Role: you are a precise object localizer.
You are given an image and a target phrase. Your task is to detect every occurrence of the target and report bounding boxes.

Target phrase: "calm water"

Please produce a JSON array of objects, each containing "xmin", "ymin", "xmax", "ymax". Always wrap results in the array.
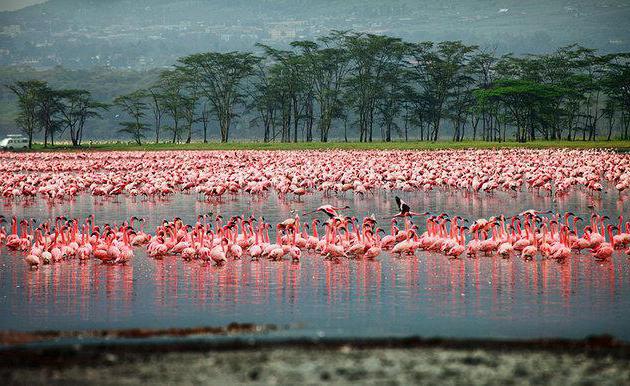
[{"xmin": 1, "ymin": 189, "xmax": 629, "ymax": 340}]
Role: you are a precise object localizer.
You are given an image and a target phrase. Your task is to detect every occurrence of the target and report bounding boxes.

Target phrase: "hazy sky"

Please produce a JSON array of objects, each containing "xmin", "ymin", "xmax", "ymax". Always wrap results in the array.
[{"xmin": 0, "ymin": 0, "xmax": 46, "ymax": 12}]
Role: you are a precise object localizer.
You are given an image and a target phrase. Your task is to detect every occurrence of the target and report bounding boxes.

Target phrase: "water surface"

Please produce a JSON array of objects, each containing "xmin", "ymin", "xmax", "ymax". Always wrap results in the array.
[{"xmin": 1, "ymin": 189, "xmax": 629, "ymax": 340}]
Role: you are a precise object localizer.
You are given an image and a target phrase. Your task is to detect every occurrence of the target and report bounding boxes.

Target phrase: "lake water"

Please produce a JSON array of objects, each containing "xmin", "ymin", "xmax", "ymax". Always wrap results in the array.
[{"xmin": 1, "ymin": 188, "xmax": 629, "ymax": 340}]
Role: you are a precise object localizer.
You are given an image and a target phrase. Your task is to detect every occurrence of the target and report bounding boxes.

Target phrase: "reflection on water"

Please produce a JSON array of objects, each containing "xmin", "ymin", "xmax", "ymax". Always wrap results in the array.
[{"xmin": 0, "ymin": 188, "xmax": 629, "ymax": 340}]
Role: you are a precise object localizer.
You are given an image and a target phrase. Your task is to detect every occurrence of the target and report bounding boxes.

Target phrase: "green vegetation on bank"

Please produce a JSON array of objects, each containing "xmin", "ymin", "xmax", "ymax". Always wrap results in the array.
[
  {"xmin": 27, "ymin": 140, "xmax": 630, "ymax": 152},
  {"xmin": 5, "ymin": 31, "xmax": 630, "ymax": 149}
]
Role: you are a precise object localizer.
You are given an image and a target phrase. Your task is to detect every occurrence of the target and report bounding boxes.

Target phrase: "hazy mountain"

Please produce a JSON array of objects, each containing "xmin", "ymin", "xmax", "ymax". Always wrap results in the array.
[
  {"xmin": 0, "ymin": 0, "xmax": 629, "ymax": 69},
  {"xmin": 0, "ymin": 1, "xmax": 45, "ymax": 12}
]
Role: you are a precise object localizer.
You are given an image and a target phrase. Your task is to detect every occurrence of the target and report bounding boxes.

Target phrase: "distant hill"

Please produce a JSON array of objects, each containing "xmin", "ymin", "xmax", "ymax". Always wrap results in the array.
[{"xmin": 0, "ymin": 0, "xmax": 629, "ymax": 69}]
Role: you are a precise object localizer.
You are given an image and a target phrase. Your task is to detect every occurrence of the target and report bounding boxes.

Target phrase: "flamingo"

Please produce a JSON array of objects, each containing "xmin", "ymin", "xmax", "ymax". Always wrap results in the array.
[
  {"xmin": 210, "ymin": 238, "xmax": 228, "ymax": 265},
  {"xmin": 592, "ymin": 225, "xmax": 615, "ymax": 260},
  {"xmin": 391, "ymin": 196, "xmax": 426, "ymax": 218},
  {"xmin": 303, "ymin": 204, "xmax": 350, "ymax": 219}
]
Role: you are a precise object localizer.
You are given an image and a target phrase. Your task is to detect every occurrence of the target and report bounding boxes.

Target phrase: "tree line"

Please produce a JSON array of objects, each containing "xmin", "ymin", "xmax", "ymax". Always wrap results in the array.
[{"xmin": 6, "ymin": 31, "xmax": 630, "ymax": 147}]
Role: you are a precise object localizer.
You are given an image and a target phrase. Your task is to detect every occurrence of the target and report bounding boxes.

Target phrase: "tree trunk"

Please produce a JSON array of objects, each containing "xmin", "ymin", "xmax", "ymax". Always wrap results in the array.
[
  {"xmin": 222, "ymin": 116, "xmax": 230, "ymax": 143},
  {"xmin": 306, "ymin": 98, "xmax": 313, "ymax": 142},
  {"xmin": 292, "ymin": 98, "xmax": 298, "ymax": 143},
  {"xmin": 155, "ymin": 117, "xmax": 161, "ymax": 144}
]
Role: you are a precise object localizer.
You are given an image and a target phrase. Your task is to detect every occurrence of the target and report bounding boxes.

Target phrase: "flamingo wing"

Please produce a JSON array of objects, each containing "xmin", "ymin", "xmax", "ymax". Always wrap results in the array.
[{"xmin": 395, "ymin": 196, "xmax": 410, "ymax": 214}]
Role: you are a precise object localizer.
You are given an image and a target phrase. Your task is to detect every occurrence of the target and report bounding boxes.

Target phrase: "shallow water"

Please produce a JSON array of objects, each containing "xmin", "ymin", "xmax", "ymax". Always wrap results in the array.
[{"xmin": 1, "ymin": 188, "xmax": 629, "ymax": 340}]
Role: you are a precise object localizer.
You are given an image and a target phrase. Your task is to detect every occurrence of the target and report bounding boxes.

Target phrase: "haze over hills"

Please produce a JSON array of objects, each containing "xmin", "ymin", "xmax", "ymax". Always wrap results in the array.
[
  {"xmin": 0, "ymin": 1, "xmax": 45, "ymax": 12},
  {"xmin": 0, "ymin": 0, "xmax": 629, "ymax": 69}
]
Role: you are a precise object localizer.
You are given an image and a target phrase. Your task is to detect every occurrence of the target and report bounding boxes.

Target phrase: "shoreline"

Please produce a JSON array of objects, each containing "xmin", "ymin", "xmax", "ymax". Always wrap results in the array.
[
  {"xmin": 3, "ymin": 335, "xmax": 630, "ymax": 385},
  {"xmin": 3, "ymin": 334, "xmax": 629, "ymax": 362},
  {"xmin": 11, "ymin": 139, "xmax": 630, "ymax": 152}
]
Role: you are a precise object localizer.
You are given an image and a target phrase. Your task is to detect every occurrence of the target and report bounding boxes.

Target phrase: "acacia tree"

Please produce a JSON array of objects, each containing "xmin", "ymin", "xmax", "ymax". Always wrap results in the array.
[
  {"xmin": 250, "ymin": 61, "xmax": 279, "ymax": 143},
  {"xmin": 252, "ymin": 49, "xmax": 297, "ymax": 143},
  {"xmin": 159, "ymin": 68, "xmax": 200, "ymax": 144},
  {"xmin": 158, "ymin": 69, "xmax": 189, "ymax": 143},
  {"xmin": 341, "ymin": 33, "xmax": 407, "ymax": 142},
  {"xmin": 145, "ymin": 85, "xmax": 166, "ymax": 144},
  {"xmin": 408, "ymin": 41, "xmax": 478, "ymax": 141},
  {"xmin": 178, "ymin": 52, "xmax": 260, "ymax": 142},
  {"xmin": 378, "ymin": 42, "xmax": 409, "ymax": 142},
  {"xmin": 468, "ymin": 51, "xmax": 499, "ymax": 141},
  {"xmin": 309, "ymin": 32, "xmax": 353, "ymax": 142},
  {"xmin": 257, "ymin": 44, "xmax": 312, "ymax": 143},
  {"xmin": 603, "ymin": 58, "xmax": 630, "ymax": 139},
  {"xmin": 58, "ymin": 89, "xmax": 108, "ymax": 146},
  {"xmin": 35, "ymin": 84, "xmax": 63, "ymax": 147},
  {"xmin": 6, "ymin": 80, "xmax": 45, "ymax": 148},
  {"xmin": 114, "ymin": 91, "xmax": 149, "ymax": 145},
  {"xmin": 290, "ymin": 41, "xmax": 319, "ymax": 142},
  {"xmin": 475, "ymin": 79, "xmax": 566, "ymax": 142},
  {"xmin": 312, "ymin": 46, "xmax": 351, "ymax": 142}
]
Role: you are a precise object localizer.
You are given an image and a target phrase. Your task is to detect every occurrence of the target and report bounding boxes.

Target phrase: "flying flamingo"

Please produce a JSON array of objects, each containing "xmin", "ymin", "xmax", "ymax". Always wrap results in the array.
[
  {"xmin": 303, "ymin": 204, "xmax": 350, "ymax": 219},
  {"xmin": 391, "ymin": 197, "xmax": 426, "ymax": 218}
]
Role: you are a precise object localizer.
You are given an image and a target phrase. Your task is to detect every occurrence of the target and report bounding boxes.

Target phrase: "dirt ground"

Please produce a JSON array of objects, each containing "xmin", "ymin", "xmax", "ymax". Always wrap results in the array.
[{"xmin": 4, "ymin": 344, "xmax": 630, "ymax": 385}]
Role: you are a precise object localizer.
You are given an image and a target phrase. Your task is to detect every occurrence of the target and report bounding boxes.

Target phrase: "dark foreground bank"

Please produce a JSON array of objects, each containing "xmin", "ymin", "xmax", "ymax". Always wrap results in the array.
[{"xmin": 3, "ymin": 336, "xmax": 630, "ymax": 385}]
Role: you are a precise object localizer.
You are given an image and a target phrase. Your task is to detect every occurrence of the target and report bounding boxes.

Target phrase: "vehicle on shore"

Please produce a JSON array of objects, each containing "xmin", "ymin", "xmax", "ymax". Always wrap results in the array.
[{"xmin": 0, "ymin": 134, "xmax": 28, "ymax": 150}]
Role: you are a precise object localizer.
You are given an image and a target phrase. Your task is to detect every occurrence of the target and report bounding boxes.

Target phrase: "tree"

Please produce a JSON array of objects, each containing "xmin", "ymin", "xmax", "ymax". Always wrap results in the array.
[
  {"xmin": 309, "ymin": 31, "xmax": 353, "ymax": 142},
  {"xmin": 178, "ymin": 52, "xmax": 260, "ymax": 142},
  {"xmin": 35, "ymin": 84, "xmax": 63, "ymax": 147},
  {"xmin": 312, "ymin": 46, "xmax": 351, "ymax": 141},
  {"xmin": 58, "ymin": 89, "xmax": 108, "ymax": 146},
  {"xmin": 475, "ymin": 79, "xmax": 567, "ymax": 142},
  {"xmin": 5, "ymin": 80, "xmax": 44, "ymax": 148},
  {"xmin": 377, "ymin": 42, "xmax": 408, "ymax": 142},
  {"xmin": 250, "ymin": 61, "xmax": 279, "ymax": 143},
  {"xmin": 181, "ymin": 93, "xmax": 199, "ymax": 144},
  {"xmin": 257, "ymin": 44, "xmax": 311, "ymax": 143},
  {"xmin": 199, "ymin": 101, "xmax": 211, "ymax": 143},
  {"xmin": 114, "ymin": 91, "xmax": 149, "ymax": 145},
  {"xmin": 342, "ymin": 32, "xmax": 407, "ymax": 142},
  {"xmin": 602, "ymin": 99, "xmax": 617, "ymax": 141},
  {"xmin": 469, "ymin": 50, "xmax": 499, "ymax": 141},
  {"xmin": 602, "ymin": 58, "xmax": 630, "ymax": 140},
  {"xmin": 408, "ymin": 41, "xmax": 478, "ymax": 141},
  {"xmin": 146, "ymin": 85, "xmax": 166, "ymax": 144},
  {"xmin": 158, "ymin": 69, "xmax": 190, "ymax": 144},
  {"xmin": 10, "ymin": 31, "xmax": 629, "ymax": 144}
]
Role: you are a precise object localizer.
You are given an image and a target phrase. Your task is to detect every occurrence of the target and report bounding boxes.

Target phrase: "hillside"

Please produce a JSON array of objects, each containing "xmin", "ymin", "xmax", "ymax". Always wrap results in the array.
[{"xmin": 0, "ymin": 0, "xmax": 628, "ymax": 69}]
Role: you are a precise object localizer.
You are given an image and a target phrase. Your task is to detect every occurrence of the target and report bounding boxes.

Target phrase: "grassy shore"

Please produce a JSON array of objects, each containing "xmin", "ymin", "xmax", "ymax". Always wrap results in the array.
[{"xmin": 26, "ymin": 139, "xmax": 630, "ymax": 152}]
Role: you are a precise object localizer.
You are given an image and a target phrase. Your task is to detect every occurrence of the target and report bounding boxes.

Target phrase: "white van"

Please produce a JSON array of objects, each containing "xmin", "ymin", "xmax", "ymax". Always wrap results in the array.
[{"xmin": 0, "ymin": 135, "xmax": 29, "ymax": 150}]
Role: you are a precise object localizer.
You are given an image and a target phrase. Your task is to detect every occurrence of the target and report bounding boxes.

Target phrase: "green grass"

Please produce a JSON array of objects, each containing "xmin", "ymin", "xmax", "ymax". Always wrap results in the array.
[{"xmin": 27, "ymin": 140, "xmax": 630, "ymax": 152}]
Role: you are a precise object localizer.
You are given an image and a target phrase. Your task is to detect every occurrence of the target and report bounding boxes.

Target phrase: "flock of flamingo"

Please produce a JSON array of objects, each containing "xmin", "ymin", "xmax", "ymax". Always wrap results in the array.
[
  {"xmin": 0, "ymin": 149, "xmax": 628, "ymax": 201},
  {"xmin": 1, "ymin": 199, "xmax": 629, "ymax": 269},
  {"xmin": 0, "ymin": 149, "xmax": 628, "ymax": 270}
]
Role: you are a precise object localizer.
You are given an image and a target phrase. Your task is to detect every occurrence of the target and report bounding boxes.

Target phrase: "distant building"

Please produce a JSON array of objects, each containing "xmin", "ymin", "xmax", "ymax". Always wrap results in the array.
[
  {"xmin": 267, "ymin": 21, "xmax": 305, "ymax": 40},
  {"xmin": 0, "ymin": 25, "xmax": 21, "ymax": 37}
]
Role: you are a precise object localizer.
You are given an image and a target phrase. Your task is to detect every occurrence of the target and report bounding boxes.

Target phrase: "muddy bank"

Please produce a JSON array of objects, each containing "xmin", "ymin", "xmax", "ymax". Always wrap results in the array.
[
  {"xmin": 3, "ymin": 336, "xmax": 630, "ymax": 385},
  {"xmin": 4, "ymin": 345, "xmax": 630, "ymax": 385}
]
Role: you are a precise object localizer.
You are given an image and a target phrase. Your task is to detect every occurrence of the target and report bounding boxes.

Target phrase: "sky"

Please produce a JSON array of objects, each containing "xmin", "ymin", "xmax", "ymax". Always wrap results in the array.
[{"xmin": 0, "ymin": 0, "xmax": 45, "ymax": 11}]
